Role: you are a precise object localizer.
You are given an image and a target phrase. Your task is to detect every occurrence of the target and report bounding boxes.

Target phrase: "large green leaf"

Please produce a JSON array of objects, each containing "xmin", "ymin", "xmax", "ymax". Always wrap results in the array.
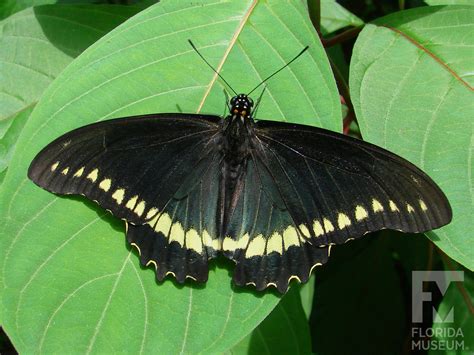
[
  {"xmin": 0, "ymin": 4, "xmax": 141, "ymax": 120},
  {"xmin": 350, "ymin": 6, "xmax": 474, "ymax": 270},
  {"xmin": 0, "ymin": 0, "xmax": 340, "ymax": 353},
  {"xmin": 0, "ymin": 5, "xmax": 140, "ymax": 196}
]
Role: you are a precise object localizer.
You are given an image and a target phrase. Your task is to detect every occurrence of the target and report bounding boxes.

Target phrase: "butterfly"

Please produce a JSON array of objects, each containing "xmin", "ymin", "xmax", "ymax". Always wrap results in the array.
[{"xmin": 28, "ymin": 44, "xmax": 452, "ymax": 293}]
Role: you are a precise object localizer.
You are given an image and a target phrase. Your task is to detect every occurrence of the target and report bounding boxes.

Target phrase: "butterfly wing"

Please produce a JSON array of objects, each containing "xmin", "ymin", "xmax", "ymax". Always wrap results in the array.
[
  {"xmin": 221, "ymin": 119, "xmax": 451, "ymax": 292},
  {"xmin": 221, "ymin": 153, "xmax": 330, "ymax": 293},
  {"xmin": 125, "ymin": 149, "xmax": 223, "ymax": 283},
  {"xmin": 28, "ymin": 113, "xmax": 223, "ymax": 282},
  {"xmin": 252, "ymin": 120, "xmax": 452, "ymax": 246}
]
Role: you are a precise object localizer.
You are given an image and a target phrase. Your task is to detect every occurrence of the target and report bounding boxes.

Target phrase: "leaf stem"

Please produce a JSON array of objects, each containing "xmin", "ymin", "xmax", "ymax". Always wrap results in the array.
[
  {"xmin": 327, "ymin": 55, "xmax": 357, "ymax": 135},
  {"xmin": 322, "ymin": 26, "xmax": 362, "ymax": 48},
  {"xmin": 399, "ymin": 0, "xmax": 405, "ymax": 10},
  {"xmin": 307, "ymin": 0, "xmax": 321, "ymax": 37}
]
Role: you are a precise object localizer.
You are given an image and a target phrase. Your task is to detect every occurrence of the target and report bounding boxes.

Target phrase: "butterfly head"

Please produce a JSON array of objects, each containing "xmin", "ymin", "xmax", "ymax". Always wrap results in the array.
[{"xmin": 230, "ymin": 94, "xmax": 254, "ymax": 120}]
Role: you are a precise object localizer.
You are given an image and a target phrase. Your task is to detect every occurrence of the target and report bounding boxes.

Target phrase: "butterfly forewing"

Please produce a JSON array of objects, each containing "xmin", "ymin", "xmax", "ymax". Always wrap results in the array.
[{"xmin": 28, "ymin": 113, "xmax": 224, "ymax": 282}]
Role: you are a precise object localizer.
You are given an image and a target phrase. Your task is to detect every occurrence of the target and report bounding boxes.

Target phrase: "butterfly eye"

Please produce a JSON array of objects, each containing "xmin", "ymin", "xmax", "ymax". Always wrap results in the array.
[{"xmin": 247, "ymin": 98, "xmax": 254, "ymax": 107}]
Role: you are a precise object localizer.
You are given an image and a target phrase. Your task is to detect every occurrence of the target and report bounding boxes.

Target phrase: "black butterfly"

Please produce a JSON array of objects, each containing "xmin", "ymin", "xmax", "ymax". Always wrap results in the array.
[{"xmin": 28, "ymin": 46, "xmax": 452, "ymax": 294}]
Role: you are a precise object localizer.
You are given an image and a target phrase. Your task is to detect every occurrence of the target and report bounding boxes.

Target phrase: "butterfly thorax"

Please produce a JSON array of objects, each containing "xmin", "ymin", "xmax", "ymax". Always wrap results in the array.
[
  {"xmin": 223, "ymin": 94, "xmax": 255, "ymax": 167},
  {"xmin": 223, "ymin": 116, "xmax": 251, "ymax": 164}
]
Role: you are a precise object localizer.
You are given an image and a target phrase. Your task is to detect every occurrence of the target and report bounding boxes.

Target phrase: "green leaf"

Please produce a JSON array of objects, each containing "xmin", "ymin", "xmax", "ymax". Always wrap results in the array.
[
  {"xmin": 425, "ymin": 0, "xmax": 473, "ymax": 5},
  {"xmin": 350, "ymin": 6, "xmax": 474, "ymax": 271},
  {"xmin": 310, "ymin": 234, "xmax": 406, "ymax": 354},
  {"xmin": 0, "ymin": 0, "xmax": 54, "ymax": 20},
  {"xmin": 321, "ymin": 0, "xmax": 363, "ymax": 35},
  {"xmin": 0, "ymin": 105, "xmax": 34, "ymax": 186},
  {"xmin": 374, "ymin": 6, "xmax": 472, "ymax": 87},
  {"xmin": 0, "ymin": 0, "xmax": 340, "ymax": 353},
  {"xmin": 428, "ymin": 267, "xmax": 474, "ymax": 354},
  {"xmin": 0, "ymin": 0, "xmax": 107, "ymax": 20},
  {"xmin": 229, "ymin": 287, "xmax": 311, "ymax": 354},
  {"xmin": 0, "ymin": 4, "xmax": 141, "ymax": 198},
  {"xmin": 299, "ymin": 277, "xmax": 315, "ymax": 320},
  {"xmin": 0, "ymin": 4, "xmax": 142, "ymax": 120}
]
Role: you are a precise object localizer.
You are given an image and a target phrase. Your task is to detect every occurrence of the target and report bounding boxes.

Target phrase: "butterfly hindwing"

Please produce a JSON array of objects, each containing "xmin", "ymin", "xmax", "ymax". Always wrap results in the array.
[
  {"xmin": 252, "ymin": 120, "xmax": 452, "ymax": 247},
  {"xmin": 126, "ymin": 150, "xmax": 223, "ymax": 283},
  {"xmin": 222, "ymin": 153, "xmax": 330, "ymax": 293}
]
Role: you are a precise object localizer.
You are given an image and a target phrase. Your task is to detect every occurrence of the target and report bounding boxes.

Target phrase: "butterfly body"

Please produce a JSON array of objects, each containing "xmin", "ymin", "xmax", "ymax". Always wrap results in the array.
[
  {"xmin": 28, "ymin": 93, "xmax": 452, "ymax": 293},
  {"xmin": 219, "ymin": 94, "xmax": 256, "ymax": 239}
]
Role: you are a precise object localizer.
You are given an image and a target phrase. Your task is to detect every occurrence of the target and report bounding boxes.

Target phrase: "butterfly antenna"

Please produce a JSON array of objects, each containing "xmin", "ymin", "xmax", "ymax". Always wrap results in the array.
[
  {"xmin": 252, "ymin": 86, "xmax": 267, "ymax": 118},
  {"xmin": 188, "ymin": 40, "xmax": 238, "ymax": 96},
  {"xmin": 222, "ymin": 88, "xmax": 232, "ymax": 115},
  {"xmin": 247, "ymin": 46, "xmax": 309, "ymax": 96}
]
